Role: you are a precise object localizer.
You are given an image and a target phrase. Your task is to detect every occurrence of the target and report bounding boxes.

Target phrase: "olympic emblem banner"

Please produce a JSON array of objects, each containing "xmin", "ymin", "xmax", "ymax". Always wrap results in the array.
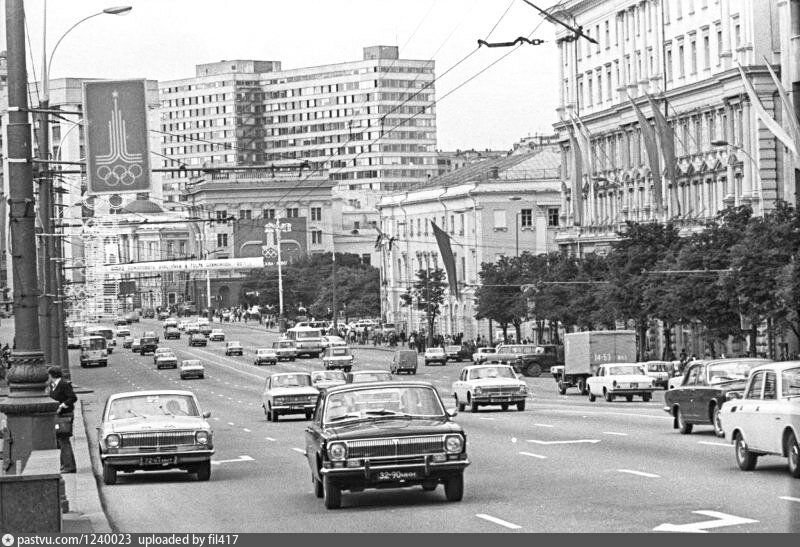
[{"xmin": 84, "ymin": 79, "xmax": 151, "ymax": 194}]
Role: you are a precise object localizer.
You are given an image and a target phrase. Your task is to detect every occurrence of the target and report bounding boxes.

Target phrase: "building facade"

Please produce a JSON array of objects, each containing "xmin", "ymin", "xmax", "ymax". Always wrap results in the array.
[
  {"xmin": 551, "ymin": 0, "xmax": 799, "ymax": 253},
  {"xmin": 377, "ymin": 147, "xmax": 561, "ymax": 340}
]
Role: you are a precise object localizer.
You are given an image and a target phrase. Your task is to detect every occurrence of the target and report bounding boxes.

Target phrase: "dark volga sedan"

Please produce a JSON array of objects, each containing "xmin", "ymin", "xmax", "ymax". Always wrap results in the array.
[
  {"xmin": 304, "ymin": 381, "xmax": 469, "ymax": 509},
  {"xmin": 664, "ymin": 358, "xmax": 771, "ymax": 436}
]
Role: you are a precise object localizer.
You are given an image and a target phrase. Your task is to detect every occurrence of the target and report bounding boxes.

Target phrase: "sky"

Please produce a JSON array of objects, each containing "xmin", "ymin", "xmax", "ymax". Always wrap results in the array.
[{"xmin": 15, "ymin": 0, "xmax": 561, "ymax": 151}]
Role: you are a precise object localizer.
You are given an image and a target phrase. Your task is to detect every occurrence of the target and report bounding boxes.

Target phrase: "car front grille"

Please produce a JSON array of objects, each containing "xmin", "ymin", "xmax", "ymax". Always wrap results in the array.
[
  {"xmin": 282, "ymin": 395, "xmax": 315, "ymax": 404},
  {"xmin": 345, "ymin": 435, "xmax": 445, "ymax": 459},
  {"xmin": 120, "ymin": 431, "xmax": 196, "ymax": 448},
  {"xmin": 479, "ymin": 386, "xmax": 520, "ymax": 396}
]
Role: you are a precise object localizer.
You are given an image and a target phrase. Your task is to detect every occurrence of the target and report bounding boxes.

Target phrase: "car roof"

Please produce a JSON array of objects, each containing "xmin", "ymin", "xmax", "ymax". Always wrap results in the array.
[
  {"xmin": 462, "ymin": 363, "xmax": 513, "ymax": 370},
  {"xmin": 749, "ymin": 361, "xmax": 800, "ymax": 374},
  {"xmin": 106, "ymin": 390, "xmax": 197, "ymax": 403},
  {"xmin": 704, "ymin": 358, "xmax": 772, "ymax": 366},
  {"xmin": 271, "ymin": 371, "xmax": 311, "ymax": 378},
  {"xmin": 323, "ymin": 380, "xmax": 435, "ymax": 395},
  {"xmin": 350, "ymin": 369, "xmax": 390, "ymax": 374}
]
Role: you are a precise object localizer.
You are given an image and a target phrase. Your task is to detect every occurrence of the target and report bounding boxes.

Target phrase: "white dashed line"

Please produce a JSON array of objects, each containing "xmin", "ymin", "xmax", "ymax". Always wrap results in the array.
[
  {"xmin": 617, "ymin": 469, "xmax": 660, "ymax": 478},
  {"xmin": 475, "ymin": 514, "xmax": 522, "ymax": 530},
  {"xmin": 291, "ymin": 447, "xmax": 306, "ymax": 454},
  {"xmin": 518, "ymin": 452, "xmax": 547, "ymax": 459},
  {"xmin": 227, "ymin": 422, "xmax": 235, "ymax": 426},
  {"xmin": 603, "ymin": 431, "xmax": 628, "ymax": 436},
  {"xmin": 265, "ymin": 437, "xmax": 276, "ymax": 442},
  {"xmin": 698, "ymin": 441, "xmax": 730, "ymax": 447},
  {"xmin": 213, "ymin": 417, "xmax": 220, "ymax": 421},
  {"xmin": 779, "ymin": 496, "xmax": 800, "ymax": 503},
  {"xmin": 243, "ymin": 428, "xmax": 251, "ymax": 433},
  {"xmin": 479, "ymin": 417, "xmax": 495, "ymax": 421},
  {"xmin": 533, "ymin": 423, "xmax": 554, "ymax": 428}
]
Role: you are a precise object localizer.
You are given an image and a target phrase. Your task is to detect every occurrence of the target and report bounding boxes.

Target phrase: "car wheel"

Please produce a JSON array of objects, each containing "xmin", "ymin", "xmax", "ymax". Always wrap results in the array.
[
  {"xmin": 785, "ymin": 432, "xmax": 800, "ymax": 478},
  {"xmin": 516, "ymin": 400, "xmax": 525, "ymax": 411},
  {"xmin": 588, "ymin": 390, "xmax": 596, "ymax": 402},
  {"xmin": 500, "ymin": 404, "xmax": 509, "ymax": 411},
  {"xmin": 344, "ymin": 367, "xmax": 351, "ymax": 373},
  {"xmin": 444, "ymin": 473, "xmax": 464, "ymax": 502},
  {"xmin": 313, "ymin": 475, "xmax": 324, "ymax": 498},
  {"xmin": 323, "ymin": 475, "xmax": 342, "ymax": 509},
  {"xmin": 455, "ymin": 394, "xmax": 465, "ymax": 412},
  {"xmin": 195, "ymin": 460, "xmax": 211, "ymax": 481},
  {"xmin": 603, "ymin": 389, "xmax": 614, "ymax": 402},
  {"xmin": 557, "ymin": 381, "xmax": 567, "ymax": 395},
  {"xmin": 102, "ymin": 462, "xmax": 117, "ymax": 485},
  {"xmin": 676, "ymin": 408, "xmax": 693, "ymax": 434},
  {"xmin": 412, "ymin": 370, "xmax": 417, "ymax": 375},
  {"xmin": 270, "ymin": 406, "xmax": 279, "ymax": 422},
  {"xmin": 734, "ymin": 432, "xmax": 758, "ymax": 471},
  {"xmin": 577, "ymin": 378, "xmax": 588, "ymax": 395},
  {"xmin": 305, "ymin": 410, "xmax": 313, "ymax": 420},
  {"xmin": 642, "ymin": 393, "xmax": 652, "ymax": 402},
  {"xmin": 470, "ymin": 397, "xmax": 479, "ymax": 413},
  {"xmin": 712, "ymin": 405, "xmax": 724, "ymax": 438},
  {"xmin": 625, "ymin": 395, "xmax": 633, "ymax": 402}
]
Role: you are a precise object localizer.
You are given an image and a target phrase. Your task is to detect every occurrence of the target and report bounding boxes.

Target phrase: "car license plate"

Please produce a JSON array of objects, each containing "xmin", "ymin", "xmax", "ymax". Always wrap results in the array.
[
  {"xmin": 630, "ymin": 383, "xmax": 638, "ymax": 389},
  {"xmin": 377, "ymin": 470, "xmax": 418, "ymax": 481},
  {"xmin": 141, "ymin": 456, "xmax": 176, "ymax": 466}
]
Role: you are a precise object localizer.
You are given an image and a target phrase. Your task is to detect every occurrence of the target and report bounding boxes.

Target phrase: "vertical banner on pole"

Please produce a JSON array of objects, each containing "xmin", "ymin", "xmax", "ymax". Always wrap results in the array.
[{"xmin": 84, "ymin": 79, "xmax": 151, "ymax": 194}]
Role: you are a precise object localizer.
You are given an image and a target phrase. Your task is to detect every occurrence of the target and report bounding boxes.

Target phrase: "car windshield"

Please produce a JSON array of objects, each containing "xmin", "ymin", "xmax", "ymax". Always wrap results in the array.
[
  {"xmin": 429, "ymin": 348, "xmax": 445, "ymax": 354},
  {"xmin": 258, "ymin": 349, "xmax": 272, "ymax": 355},
  {"xmin": 275, "ymin": 341, "xmax": 293, "ymax": 348},
  {"xmin": 156, "ymin": 348, "xmax": 170, "ymax": 355},
  {"xmin": 107, "ymin": 394, "xmax": 199, "ymax": 420},
  {"xmin": 782, "ymin": 367, "xmax": 800, "ymax": 397},
  {"xmin": 501, "ymin": 346, "xmax": 534, "ymax": 354},
  {"xmin": 272, "ymin": 374, "xmax": 312, "ymax": 388},
  {"xmin": 312, "ymin": 371, "xmax": 346, "ymax": 382},
  {"xmin": 229, "ymin": 342, "xmax": 242, "ymax": 347},
  {"xmin": 647, "ymin": 363, "xmax": 670, "ymax": 372},
  {"xmin": 296, "ymin": 330, "xmax": 320, "ymax": 339},
  {"xmin": 324, "ymin": 386, "xmax": 444, "ymax": 423},
  {"xmin": 331, "ymin": 348, "xmax": 349, "ymax": 356},
  {"xmin": 81, "ymin": 337, "xmax": 106, "ymax": 351},
  {"xmin": 351, "ymin": 372, "xmax": 391, "ymax": 383},
  {"xmin": 182, "ymin": 360, "xmax": 201, "ymax": 367},
  {"xmin": 608, "ymin": 365, "xmax": 644, "ymax": 375},
  {"xmin": 707, "ymin": 362, "xmax": 757, "ymax": 383},
  {"xmin": 470, "ymin": 366, "xmax": 516, "ymax": 379},
  {"xmin": 480, "ymin": 348, "xmax": 496, "ymax": 354}
]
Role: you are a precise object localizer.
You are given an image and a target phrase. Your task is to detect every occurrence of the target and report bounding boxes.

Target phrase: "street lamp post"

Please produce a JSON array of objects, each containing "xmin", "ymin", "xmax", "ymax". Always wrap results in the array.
[{"xmin": 265, "ymin": 221, "xmax": 291, "ymax": 332}]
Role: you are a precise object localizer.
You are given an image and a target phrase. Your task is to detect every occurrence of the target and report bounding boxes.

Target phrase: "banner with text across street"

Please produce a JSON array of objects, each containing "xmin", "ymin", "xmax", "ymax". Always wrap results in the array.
[{"xmin": 84, "ymin": 79, "xmax": 151, "ymax": 194}]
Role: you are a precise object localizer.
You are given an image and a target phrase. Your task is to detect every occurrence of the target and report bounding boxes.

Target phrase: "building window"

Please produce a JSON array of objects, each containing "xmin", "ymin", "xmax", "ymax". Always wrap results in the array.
[
  {"xmin": 263, "ymin": 208, "xmax": 275, "ymax": 219},
  {"xmin": 548, "ymin": 208, "xmax": 560, "ymax": 227},
  {"xmin": 459, "ymin": 213, "xmax": 465, "ymax": 235},
  {"xmin": 678, "ymin": 43, "xmax": 685, "ymax": 78},
  {"xmin": 493, "ymin": 210, "xmax": 507, "ymax": 230},
  {"xmin": 702, "ymin": 30, "xmax": 710, "ymax": 69},
  {"xmin": 286, "ymin": 208, "xmax": 299, "ymax": 218},
  {"xmin": 353, "ymin": 221, "xmax": 360, "ymax": 230},
  {"xmin": 605, "ymin": 20, "xmax": 610, "ymax": 49},
  {"xmin": 239, "ymin": 209, "xmax": 252, "ymax": 219},
  {"xmin": 217, "ymin": 233, "xmax": 228, "ymax": 247},
  {"xmin": 716, "ymin": 26, "xmax": 723, "ymax": 65},
  {"xmin": 521, "ymin": 208, "xmax": 533, "ymax": 228},
  {"xmin": 665, "ymin": 44, "xmax": 673, "ymax": 82},
  {"xmin": 690, "ymin": 35, "xmax": 697, "ymax": 74},
  {"xmin": 215, "ymin": 210, "xmax": 228, "ymax": 224},
  {"xmin": 311, "ymin": 207, "xmax": 322, "ymax": 221},
  {"xmin": 361, "ymin": 254, "xmax": 371, "ymax": 266},
  {"xmin": 311, "ymin": 230, "xmax": 323, "ymax": 244}
]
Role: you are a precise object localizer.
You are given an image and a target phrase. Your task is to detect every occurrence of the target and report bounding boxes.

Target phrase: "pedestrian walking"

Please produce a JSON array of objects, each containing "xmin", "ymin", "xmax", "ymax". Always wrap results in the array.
[{"xmin": 47, "ymin": 366, "xmax": 77, "ymax": 473}]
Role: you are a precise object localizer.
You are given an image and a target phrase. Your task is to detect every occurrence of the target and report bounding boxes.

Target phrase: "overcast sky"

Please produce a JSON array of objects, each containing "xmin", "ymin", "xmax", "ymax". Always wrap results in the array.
[{"xmin": 16, "ymin": 0, "xmax": 560, "ymax": 151}]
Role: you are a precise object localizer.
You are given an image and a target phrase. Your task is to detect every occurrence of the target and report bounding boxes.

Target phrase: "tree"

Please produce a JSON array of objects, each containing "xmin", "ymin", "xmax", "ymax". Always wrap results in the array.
[
  {"xmin": 474, "ymin": 255, "xmax": 527, "ymax": 342},
  {"xmin": 400, "ymin": 268, "xmax": 447, "ymax": 344}
]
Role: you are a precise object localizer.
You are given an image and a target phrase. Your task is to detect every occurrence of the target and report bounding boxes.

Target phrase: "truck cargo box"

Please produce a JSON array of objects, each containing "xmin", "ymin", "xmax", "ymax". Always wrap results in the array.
[{"xmin": 564, "ymin": 331, "xmax": 637, "ymax": 375}]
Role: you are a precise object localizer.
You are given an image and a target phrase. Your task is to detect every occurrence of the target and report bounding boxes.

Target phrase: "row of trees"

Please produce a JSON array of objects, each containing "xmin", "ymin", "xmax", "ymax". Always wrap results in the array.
[
  {"xmin": 240, "ymin": 252, "xmax": 381, "ymax": 321},
  {"xmin": 475, "ymin": 202, "xmax": 800, "ymax": 359}
]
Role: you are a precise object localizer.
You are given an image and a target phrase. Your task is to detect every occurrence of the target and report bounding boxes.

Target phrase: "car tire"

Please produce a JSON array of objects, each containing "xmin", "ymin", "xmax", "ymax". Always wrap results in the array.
[
  {"xmin": 323, "ymin": 476, "xmax": 342, "ymax": 509},
  {"xmin": 642, "ymin": 393, "xmax": 652, "ymax": 402},
  {"xmin": 516, "ymin": 401, "xmax": 525, "ymax": 411},
  {"xmin": 786, "ymin": 432, "xmax": 800, "ymax": 478},
  {"xmin": 734, "ymin": 432, "xmax": 758, "ymax": 471},
  {"xmin": 557, "ymin": 381, "xmax": 567, "ymax": 395},
  {"xmin": 524, "ymin": 363, "xmax": 541, "ymax": 377},
  {"xmin": 313, "ymin": 475, "xmax": 324, "ymax": 498},
  {"xmin": 603, "ymin": 389, "xmax": 614, "ymax": 402},
  {"xmin": 577, "ymin": 378, "xmax": 588, "ymax": 395},
  {"xmin": 344, "ymin": 367, "xmax": 351, "ymax": 373},
  {"xmin": 588, "ymin": 391, "xmax": 596, "ymax": 402},
  {"xmin": 305, "ymin": 410, "xmax": 313, "ymax": 420},
  {"xmin": 195, "ymin": 460, "xmax": 211, "ymax": 481},
  {"xmin": 470, "ymin": 398, "xmax": 479, "ymax": 413},
  {"xmin": 625, "ymin": 395, "xmax": 633, "ymax": 402},
  {"xmin": 444, "ymin": 473, "xmax": 464, "ymax": 502},
  {"xmin": 501, "ymin": 404, "xmax": 509, "ymax": 411},
  {"xmin": 676, "ymin": 408, "xmax": 693, "ymax": 434},
  {"xmin": 412, "ymin": 370, "xmax": 417, "ymax": 375},
  {"xmin": 712, "ymin": 405, "xmax": 724, "ymax": 438},
  {"xmin": 455, "ymin": 395, "xmax": 465, "ymax": 412},
  {"xmin": 270, "ymin": 406, "xmax": 279, "ymax": 422},
  {"xmin": 102, "ymin": 462, "xmax": 117, "ymax": 485}
]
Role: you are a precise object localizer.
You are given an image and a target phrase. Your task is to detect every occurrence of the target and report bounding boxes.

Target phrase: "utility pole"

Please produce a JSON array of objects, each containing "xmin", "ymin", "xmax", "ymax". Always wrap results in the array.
[
  {"xmin": 264, "ymin": 221, "xmax": 291, "ymax": 332},
  {"xmin": 0, "ymin": 0, "xmax": 59, "ymax": 471},
  {"xmin": 331, "ymin": 249, "xmax": 337, "ymax": 329}
]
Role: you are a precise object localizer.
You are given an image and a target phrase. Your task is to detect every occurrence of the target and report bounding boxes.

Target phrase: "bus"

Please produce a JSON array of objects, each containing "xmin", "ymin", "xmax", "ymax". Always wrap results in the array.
[
  {"xmin": 284, "ymin": 326, "xmax": 324, "ymax": 358},
  {"xmin": 80, "ymin": 336, "xmax": 108, "ymax": 367},
  {"xmin": 86, "ymin": 326, "xmax": 116, "ymax": 353},
  {"xmin": 67, "ymin": 322, "xmax": 85, "ymax": 349}
]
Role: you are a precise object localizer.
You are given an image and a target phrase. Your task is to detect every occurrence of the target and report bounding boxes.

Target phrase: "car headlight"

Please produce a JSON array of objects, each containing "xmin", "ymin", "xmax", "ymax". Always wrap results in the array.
[
  {"xmin": 195, "ymin": 431, "xmax": 209, "ymax": 445},
  {"xmin": 445, "ymin": 435, "xmax": 464, "ymax": 453},
  {"xmin": 474, "ymin": 387, "xmax": 483, "ymax": 394},
  {"xmin": 725, "ymin": 391, "xmax": 742, "ymax": 400},
  {"xmin": 328, "ymin": 442, "xmax": 347, "ymax": 461},
  {"xmin": 274, "ymin": 397, "xmax": 285, "ymax": 405},
  {"xmin": 517, "ymin": 384, "xmax": 527, "ymax": 393},
  {"xmin": 612, "ymin": 380, "xmax": 618, "ymax": 388},
  {"xmin": 105, "ymin": 434, "xmax": 120, "ymax": 448}
]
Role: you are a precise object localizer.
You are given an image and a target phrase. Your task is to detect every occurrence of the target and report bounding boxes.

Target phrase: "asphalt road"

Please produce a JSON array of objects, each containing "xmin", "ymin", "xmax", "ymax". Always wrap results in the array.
[{"xmin": 65, "ymin": 318, "xmax": 800, "ymax": 533}]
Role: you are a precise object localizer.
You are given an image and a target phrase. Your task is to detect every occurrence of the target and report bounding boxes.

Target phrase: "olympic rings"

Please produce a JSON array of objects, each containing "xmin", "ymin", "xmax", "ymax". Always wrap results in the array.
[{"xmin": 96, "ymin": 162, "xmax": 143, "ymax": 186}]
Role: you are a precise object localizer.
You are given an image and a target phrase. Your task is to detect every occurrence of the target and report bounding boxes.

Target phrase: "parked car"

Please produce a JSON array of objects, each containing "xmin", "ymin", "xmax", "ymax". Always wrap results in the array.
[
  {"xmin": 188, "ymin": 333, "xmax": 207, "ymax": 347},
  {"xmin": 125, "ymin": 312, "xmax": 140, "ymax": 323},
  {"xmin": 114, "ymin": 316, "xmax": 128, "ymax": 326},
  {"xmin": 164, "ymin": 327, "xmax": 181, "ymax": 340},
  {"xmin": 390, "ymin": 350, "xmax": 418, "ymax": 375},
  {"xmin": 139, "ymin": 336, "xmax": 158, "ymax": 355},
  {"xmin": 452, "ymin": 364, "xmax": 527, "ymax": 412},
  {"xmin": 254, "ymin": 348, "xmax": 278, "ymax": 366},
  {"xmin": 261, "ymin": 372, "xmax": 319, "ymax": 422},
  {"xmin": 154, "ymin": 348, "xmax": 178, "ymax": 369},
  {"xmin": 225, "ymin": 341, "xmax": 243, "ymax": 356},
  {"xmin": 321, "ymin": 335, "xmax": 347, "ymax": 350},
  {"xmin": 310, "ymin": 370, "xmax": 347, "ymax": 390},
  {"xmin": 472, "ymin": 347, "xmax": 496, "ymax": 364},
  {"xmin": 209, "ymin": 330, "xmax": 225, "ymax": 342},
  {"xmin": 322, "ymin": 346, "xmax": 354, "ymax": 372},
  {"xmin": 304, "ymin": 381, "xmax": 469, "ymax": 509},
  {"xmin": 180, "ymin": 359, "xmax": 205, "ymax": 380},
  {"xmin": 664, "ymin": 358, "xmax": 770, "ymax": 436},
  {"xmin": 643, "ymin": 361, "xmax": 672, "ymax": 389},
  {"xmin": 720, "ymin": 361, "xmax": 800, "ymax": 477},
  {"xmin": 97, "ymin": 390, "xmax": 214, "ymax": 485},
  {"xmin": 122, "ymin": 336, "xmax": 134, "ymax": 349},
  {"xmin": 587, "ymin": 363, "xmax": 655, "ymax": 402},
  {"xmin": 131, "ymin": 338, "xmax": 142, "ymax": 353},
  {"xmin": 445, "ymin": 345, "xmax": 463, "ymax": 362},
  {"xmin": 346, "ymin": 370, "xmax": 393, "ymax": 384},
  {"xmin": 163, "ymin": 317, "xmax": 178, "ymax": 328},
  {"xmin": 272, "ymin": 340, "xmax": 297, "ymax": 361},
  {"xmin": 424, "ymin": 347, "xmax": 447, "ymax": 366}
]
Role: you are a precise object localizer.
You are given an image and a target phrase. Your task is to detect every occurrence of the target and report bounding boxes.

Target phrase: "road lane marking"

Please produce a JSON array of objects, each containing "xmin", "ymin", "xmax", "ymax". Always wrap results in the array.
[
  {"xmin": 211, "ymin": 455, "xmax": 255, "ymax": 465},
  {"xmin": 533, "ymin": 423, "xmax": 554, "ymax": 428},
  {"xmin": 779, "ymin": 496, "xmax": 800, "ymax": 503},
  {"xmin": 618, "ymin": 469, "xmax": 660, "ymax": 478},
  {"xmin": 653, "ymin": 510, "xmax": 758, "ymax": 533},
  {"xmin": 243, "ymin": 428, "xmax": 251, "ymax": 432},
  {"xmin": 475, "ymin": 514, "xmax": 522, "ymax": 530},
  {"xmin": 291, "ymin": 447, "xmax": 306, "ymax": 454},
  {"xmin": 603, "ymin": 431, "xmax": 628, "ymax": 436},
  {"xmin": 479, "ymin": 417, "xmax": 495, "ymax": 421},
  {"xmin": 519, "ymin": 452, "xmax": 547, "ymax": 459},
  {"xmin": 227, "ymin": 422, "xmax": 235, "ymax": 426},
  {"xmin": 527, "ymin": 439, "xmax": 600, "ymax": 445},
  {"xmin": 265, "ymin": 437, "xmax": 276, "ymax": 442},
  {"xmin": 212, "ymin": 417, "xmax": 220, "ymax": 421},
  {"xmin": 698, "ymin": 441, "xmax": 730, "ymax": 447}
]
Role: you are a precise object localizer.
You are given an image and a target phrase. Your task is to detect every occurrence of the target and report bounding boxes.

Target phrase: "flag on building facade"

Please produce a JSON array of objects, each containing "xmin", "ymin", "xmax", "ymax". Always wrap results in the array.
[
  {"xmin": 569, "ymin": 114, "xmax": 592, "ymax": 224},
  {"xmin": 645, "ymin": 93, "xmax": 681, "ymax": 217},
  {"xmin": 429, "ymin": 221, "xmax": 460, "ymax": 300},
  {"xmin": 568, "ymin": 129, "xmax": 584, "ymax": 226},
  {"xmin": 762, "ymin": 57, "xmax": 800, "ymax": 162},
  {"xmin": 628, "ymin": 95, "xmax": 663, "ymax": 215},
  {"xmin": 736, "ymin": 62, "xmax": 798, "ymax": 156}
]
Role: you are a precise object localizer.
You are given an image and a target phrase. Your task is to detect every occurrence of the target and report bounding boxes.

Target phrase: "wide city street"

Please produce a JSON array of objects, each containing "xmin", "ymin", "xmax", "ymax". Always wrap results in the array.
[{"xmin": 65, "ymin": 318, "xmax": 800, "ymax": 533}]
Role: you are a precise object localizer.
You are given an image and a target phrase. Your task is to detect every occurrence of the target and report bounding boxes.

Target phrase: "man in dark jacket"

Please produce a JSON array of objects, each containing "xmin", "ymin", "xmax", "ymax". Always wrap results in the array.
[{"xmin": 47, "ymin": 366, "xmax": 77, "ymax": 473}]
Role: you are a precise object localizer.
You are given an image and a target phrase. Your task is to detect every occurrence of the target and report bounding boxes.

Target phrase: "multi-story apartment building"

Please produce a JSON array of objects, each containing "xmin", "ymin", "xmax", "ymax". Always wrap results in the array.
[
  {"xmin": 158, "ymin": 45, "xmax": 438, "ymax": 205},
  {"xmin": 377, "ymin": 146, "xmax": 561, "ymax": 340},
  {"xmin": 551, "ymin": 0, "xmax": 799, "ymax": 253}
]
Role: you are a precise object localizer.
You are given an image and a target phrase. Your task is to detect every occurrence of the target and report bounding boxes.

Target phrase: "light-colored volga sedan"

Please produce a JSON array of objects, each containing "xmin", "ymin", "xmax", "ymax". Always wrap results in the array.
[
  {"xmin": 180, "ymin": 359, "xmax": 205, "ymax": 380},
  {"xmin": 587, "ymin": 363, "xmax": 654, "ymax": 402},
  {"xmin": 261, "ymin": 372, "xmax": 319, "ymax": 422},
  {"xmin": 721, "ymin": 361, "xmax": 800, "ymax": 477},
  {"xmin": 310, "ymin": 370, "xmax": 347, "ymax": 390},
  {"xmin": 98, "ymin": 390, "xmax": 214, "ymax": 485},
  {"xmin": 452, "ymin": 364, "xmax": 527, "ymax": 413}
]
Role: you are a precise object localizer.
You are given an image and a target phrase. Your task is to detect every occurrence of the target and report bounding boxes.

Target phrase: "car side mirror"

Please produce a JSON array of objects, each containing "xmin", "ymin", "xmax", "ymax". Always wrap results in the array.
[
  {"xmin": 202, "ymin": 411, "xmax": 211, "ymax": 418},
  {"xmin": 446, "ymin": 408, "xmax": 458, "ymax": 418}
]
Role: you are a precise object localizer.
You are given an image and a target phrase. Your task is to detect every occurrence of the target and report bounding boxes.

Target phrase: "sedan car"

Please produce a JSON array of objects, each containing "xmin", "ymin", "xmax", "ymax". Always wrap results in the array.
[
  {"xmin": 261, "ymin": 372, "xmax": 319, "ymax": 422},
  {"xmin": 131, "ymin": 338, "xmax": 142, "ymax": 353},
  {"xmin": 311, "ymin": 370, "xmax": 347, "ymax": 390},
  {"xmin": 97, "ymin": 390, "xmax": 214, "ymax": 485},
  {"xmin": 254, "ymin": 348, "xmax": 278, "ymax": 366},
  {"xmin": 186, "ymin": 323, "xmax": 200, "ymax": 335},
  {"xmin": 199, "ymin": 324, "xmax": 213, "ymax": 337},
  {"xmin": 304, "ymin": 381, "xmax": 469, "ymax": 509},
  {"xmin": 188, "ymin": 333, "xmax": 207, "ymax": 347},
  {"xmin": 472, "ymin": 347, "xmax": 496, "ymax": 364},
  {"xmin": 225, "ymin": 341, "xmax": 243, "ymax": 356},
  {"xmin": 272, "ymin": 340, "xmax": 297, "ymax": 361},
  {"xmin": 322, "ymin": 346, "xmax": 354, "ymax": 372},
  {"xmin": 164, "ymin": 327, "xmax": 181, "ymax": 340},
  {"xmin": 642, "ymin": 361, "xmax": 672, "ymax": 389},
  {"xmin": 139, "ymin": 336, "xmax": 158, "ymax": 355},
  {"xmin": 116, "ymin": 326, "xmax": 131, "ymax": 338},
  {"xmin": 445, "ymin": 345, "xmax": 463, "ymax": 362},
  {"xmin": 664, "ymin": 358, "xmax": 770, "ymax": 436},
  {"xmin": 143, "ymin": 330, "xmax": 160, "ymax": 344},
  {"xmin": 180, "ymin": 359, "xmax": 205, "ymax": 380},
  {"xmin": 124, "ymin": 312, "xmax": 139, "ymax": 323},
  {"xmin": 154, "ymin": 349, "xmax": 178, "ymax": 370},
  {"xmin": 424, "ymin": 347, "xmax": 447, "ymax": 366},
  {"xmin": 114, "ymin": 317, "xmax": 128, "ymax": 326},
  {"xmin": 209, "ymin": 330, "xmax": 225, "ymax": 342},
  {"xmin": 346, "ymin": 370, "xmax": 393, "ymax": 384},
  {"xmin": 587, "ymin": 363, "xmax": 654, "ymax": 402},
  {"xmin": 390, "ymin": 350, "xmax": 418, "ymax": 375},
  {"xmin": 452, "ymin": 364, "xmax": 528, "ymax": 412},
  {"xmin": 122, "ymin": 336, "xmax": 134, "ymax": 349},
  {"xmin": 321, "ymin": 335, "xmax": 347, "ymax": 349},
  {"xmin": 721, "ymin": 361, "xmax": 800, "ymax": 477}
]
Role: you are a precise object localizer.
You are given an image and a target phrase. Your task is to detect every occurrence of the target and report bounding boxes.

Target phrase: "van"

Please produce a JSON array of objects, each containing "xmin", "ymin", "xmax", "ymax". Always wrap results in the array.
[
  {"xmin": 390, "ymin": 350, "xmax": 418, "ymax": 375},
  {"xmin": 86, "ymin": 326, "xmax": 116, "ymax": 353},
  {"xmin": 80, "ymin": 336, "xmax": 108, "ymax": 367}
]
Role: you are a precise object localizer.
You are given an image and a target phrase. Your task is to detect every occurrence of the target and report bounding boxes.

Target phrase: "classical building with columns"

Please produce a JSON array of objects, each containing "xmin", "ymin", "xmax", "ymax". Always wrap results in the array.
[{"xmin": 551, "ymin": 0, "xmax": 799, "ymax": 253}]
